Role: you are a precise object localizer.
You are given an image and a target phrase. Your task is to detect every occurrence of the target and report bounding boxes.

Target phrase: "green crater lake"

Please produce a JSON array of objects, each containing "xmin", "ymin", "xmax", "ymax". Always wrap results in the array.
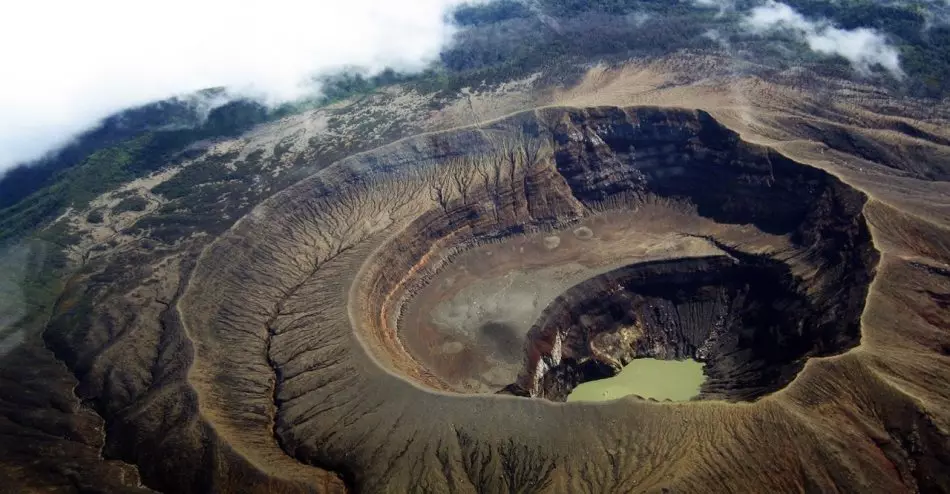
[{"xmin": 567, "ymin": 358, "xmax": 706, "ymax": 402}]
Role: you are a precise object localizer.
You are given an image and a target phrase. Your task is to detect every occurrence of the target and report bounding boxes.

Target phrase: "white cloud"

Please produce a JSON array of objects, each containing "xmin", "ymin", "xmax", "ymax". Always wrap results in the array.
[
  {"xmin": 743, "ymin": 1, "xmax": 904, "ymax": 78},
  {"xmin": 0, "ymin": 0, "xmax": 474, "ymax": 172},
  {"xmin": 626, "ymin": 12, "xmax": 653, "ymax": 27},
  {"xmin": 693, "ymin": 0, "xmax": 736, "ymax": 17}
]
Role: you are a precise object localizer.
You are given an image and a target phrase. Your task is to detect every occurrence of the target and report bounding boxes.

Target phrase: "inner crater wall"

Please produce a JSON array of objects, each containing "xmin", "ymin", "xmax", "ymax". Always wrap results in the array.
[{"xmin": 351, "ymin": 106, "xmax": 878, "ymax": 401}]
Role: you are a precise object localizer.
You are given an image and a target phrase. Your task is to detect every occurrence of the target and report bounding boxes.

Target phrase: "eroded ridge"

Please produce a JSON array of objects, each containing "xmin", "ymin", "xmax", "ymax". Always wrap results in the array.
[{"xmin": 174, "ymin": 107, "xmax": 950, "ymax": 493}]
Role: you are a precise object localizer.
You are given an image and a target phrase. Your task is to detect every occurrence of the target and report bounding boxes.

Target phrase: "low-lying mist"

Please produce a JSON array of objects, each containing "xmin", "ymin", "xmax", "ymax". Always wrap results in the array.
[{"xmin": 0, "ymin": 0, "xmax": 474, "ymax": 172}]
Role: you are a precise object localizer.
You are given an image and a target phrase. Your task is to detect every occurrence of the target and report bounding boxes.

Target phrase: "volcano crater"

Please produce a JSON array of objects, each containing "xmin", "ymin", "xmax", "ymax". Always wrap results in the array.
[{"xmin": 352, "ymin": 107, "xmax": 878, "ymax": 403}]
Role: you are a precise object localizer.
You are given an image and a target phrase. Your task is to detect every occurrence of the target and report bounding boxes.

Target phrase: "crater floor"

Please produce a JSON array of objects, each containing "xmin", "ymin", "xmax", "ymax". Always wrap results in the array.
[{"xmin": 397, "ymin": 211, "xmax": 728, "ymax": 393}]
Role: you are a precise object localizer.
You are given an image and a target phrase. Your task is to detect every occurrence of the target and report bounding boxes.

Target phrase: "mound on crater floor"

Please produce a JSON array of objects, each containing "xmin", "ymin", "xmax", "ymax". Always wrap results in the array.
[{"xmin": 19, "ymin": 103, "xmax": 950, "ymax": 493}]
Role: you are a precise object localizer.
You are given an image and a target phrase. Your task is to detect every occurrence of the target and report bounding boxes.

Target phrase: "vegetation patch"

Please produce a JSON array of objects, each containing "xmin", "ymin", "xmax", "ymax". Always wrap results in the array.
[
  {"xmin": 112, "ymin": 196, "xmax": 149, "ymax": 214},
  {"xmin": 85, "ymin": 209, "xmax": 105, "ymax": 224}
]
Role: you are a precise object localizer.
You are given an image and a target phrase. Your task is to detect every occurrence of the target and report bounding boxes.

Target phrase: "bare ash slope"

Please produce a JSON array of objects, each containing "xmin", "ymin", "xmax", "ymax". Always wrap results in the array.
[{"xmin": 6, "ymin": 54, "xmax": 950, "ymax": 493}]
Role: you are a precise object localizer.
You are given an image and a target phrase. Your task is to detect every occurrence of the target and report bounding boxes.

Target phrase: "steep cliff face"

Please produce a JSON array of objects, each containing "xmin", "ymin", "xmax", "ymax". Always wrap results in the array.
[
  {"xmin": 508, "ymin": 254, "xmax": 854, "ymax": 402},
  {"xmin": 549, "ymin": 107, "xmax": 858, "ymax": 234}
]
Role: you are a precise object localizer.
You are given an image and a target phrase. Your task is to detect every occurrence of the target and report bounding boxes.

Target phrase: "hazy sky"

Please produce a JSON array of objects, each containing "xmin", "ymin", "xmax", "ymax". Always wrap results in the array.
[{"xmin": 0, "ymin": 0, "xmax": 472, "ymax": 172}]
